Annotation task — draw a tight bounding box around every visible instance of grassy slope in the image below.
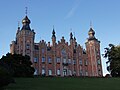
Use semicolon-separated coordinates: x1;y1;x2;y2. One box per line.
6;77;120;90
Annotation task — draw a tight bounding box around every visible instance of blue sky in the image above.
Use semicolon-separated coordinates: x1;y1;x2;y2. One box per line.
0;0;120;76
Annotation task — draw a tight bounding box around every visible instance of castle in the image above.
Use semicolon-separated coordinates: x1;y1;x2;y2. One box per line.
10;14;103;77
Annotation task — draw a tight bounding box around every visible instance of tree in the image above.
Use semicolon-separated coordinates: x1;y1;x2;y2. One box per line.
0;63;14;89
103;44;120;77
0;53;35;77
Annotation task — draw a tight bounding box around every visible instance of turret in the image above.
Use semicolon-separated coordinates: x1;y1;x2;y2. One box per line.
52;27;56;46
85;26;103;77
70;32;74;47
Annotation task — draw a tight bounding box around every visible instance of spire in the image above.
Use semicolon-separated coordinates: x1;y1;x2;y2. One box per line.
70;32;73;40
70;28;73;40
21;7;31;30
88;21;95;37
52;26;56;38
17;21;20;34
52;26;56;46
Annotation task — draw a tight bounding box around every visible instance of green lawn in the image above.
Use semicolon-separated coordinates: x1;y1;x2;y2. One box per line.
5;77;120;90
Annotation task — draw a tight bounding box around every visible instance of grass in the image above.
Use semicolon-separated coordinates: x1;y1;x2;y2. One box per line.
5;77;120;90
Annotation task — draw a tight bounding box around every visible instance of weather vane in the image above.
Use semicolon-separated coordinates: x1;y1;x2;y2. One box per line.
18;21;20;27
25;7;28;15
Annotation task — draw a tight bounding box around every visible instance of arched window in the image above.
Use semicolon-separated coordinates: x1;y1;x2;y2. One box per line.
61;49;66;56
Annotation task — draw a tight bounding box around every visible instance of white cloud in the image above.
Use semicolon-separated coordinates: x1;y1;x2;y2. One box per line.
65;0;80;19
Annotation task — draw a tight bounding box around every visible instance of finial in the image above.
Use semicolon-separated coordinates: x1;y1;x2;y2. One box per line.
73;32;76;40
73;32;75;37
25;7;28;15
18;21;20;30
90;21;92;28
70;28;72;32
53;25;54;29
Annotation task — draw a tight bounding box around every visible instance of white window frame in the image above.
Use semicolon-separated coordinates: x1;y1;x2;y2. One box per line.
57;69;60;75
48;70;52;76
42;69;45;75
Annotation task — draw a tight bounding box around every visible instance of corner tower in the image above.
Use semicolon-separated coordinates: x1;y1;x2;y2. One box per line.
85;27;103;77
10;14;35;63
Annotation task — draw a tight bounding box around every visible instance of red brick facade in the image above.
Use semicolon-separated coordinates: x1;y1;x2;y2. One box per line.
10;15;103;77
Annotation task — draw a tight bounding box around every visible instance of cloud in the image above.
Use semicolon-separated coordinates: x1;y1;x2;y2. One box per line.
65;0;80;19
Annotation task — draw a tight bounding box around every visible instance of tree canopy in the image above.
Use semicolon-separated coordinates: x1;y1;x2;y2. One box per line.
0;53;35;77
104;44;120;77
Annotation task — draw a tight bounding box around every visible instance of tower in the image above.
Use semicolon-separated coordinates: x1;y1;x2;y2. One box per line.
85;27;103;77
11;13;35;62
51;27;56;76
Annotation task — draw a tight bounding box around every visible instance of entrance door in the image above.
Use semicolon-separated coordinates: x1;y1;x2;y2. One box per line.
63;69;67;76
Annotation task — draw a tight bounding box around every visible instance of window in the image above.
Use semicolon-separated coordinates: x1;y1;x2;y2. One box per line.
61;49;66;55
68;70;72;76
85;71;88;76
79;60;82;65
63;58;67;64
97;60;101;65
42;57;45;63
34;58;38;63
80;70;83;76
42;69;45;75
21;46;23;49
85;60;88;65
57;69;60;75
48;57;52;64
79;52;81;56
48;70;52;76
34;45;39;50
96;50;99;55
73;70;76;75
56;58;60;63
42;48;44;53
73;60;76;64
26;44;30;49
68;59;71;64
26;53;30;56
98;69;101;75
